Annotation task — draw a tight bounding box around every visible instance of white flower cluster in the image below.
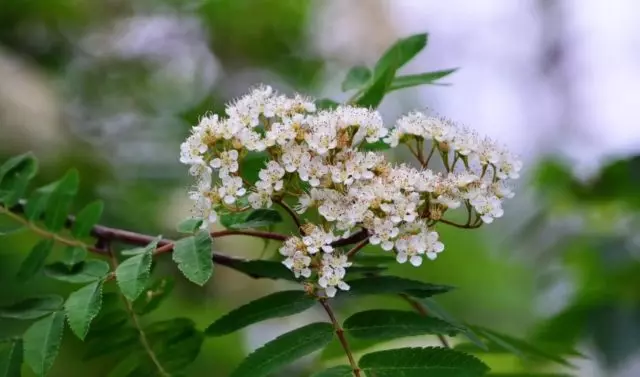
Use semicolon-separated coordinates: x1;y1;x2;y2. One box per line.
179;85;522;297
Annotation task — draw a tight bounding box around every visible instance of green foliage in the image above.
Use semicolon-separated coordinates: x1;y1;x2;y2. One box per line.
23;311;65;376
342;66;372;92
359;347;490;377
44;260;110;283
343;309;460;341
310;365;352;377
64;281;103;340
61;245;87;266
388;69;458;92
176;218;204;234
223;259;299;281
206;290;316;336
346;276;454;297
40;169;80;232
373;34;428;80
0;153;38;206
230;323;334;377
220;209;282;229
0;295;63;320
315;98;340;110
71;200;104;238
172;230;214;286
356;65;396;108
16;239;54;281
115;239;158;301
132;277;175;315
0;339;23;377
420;298;487;350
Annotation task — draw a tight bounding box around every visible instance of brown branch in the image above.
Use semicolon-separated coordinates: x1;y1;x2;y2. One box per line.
274;199;302;232
319;299;361;377
346;238;369;258
400;294;450;348
437;218;483;229
332;230;368;247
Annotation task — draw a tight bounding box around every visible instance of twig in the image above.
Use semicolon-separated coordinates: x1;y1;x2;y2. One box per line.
346;238;369;258
437;218;483;229
332;230;368;247
275;200;302;232
106;244;170;376
400;294;450;348
319;299;361;377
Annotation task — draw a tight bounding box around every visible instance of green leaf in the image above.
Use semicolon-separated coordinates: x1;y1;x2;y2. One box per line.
224;259;297;281
25;187;53;222
355;64;396;109
44;260;110;283
359;347;489;377
132;277;175;316
315;98;339;110
342;65;372;92
61;246;87;267
23;311;65;377
42;169;79;232
388;69;458;92
71;200;103;238
17;239;54;281
0;224;26;236
373;33;428;79
172;231;213;286
347;276;454;298
485;374;572;377
116;239;158;301
343;310;460;341
221;209;282;230
359;140;391;151
311;365;353;377
0;339;23;377
240;152;268;184
205;290;315;336
230;322;334;377
0;295;63;320
421;298;487;350
0;153;38;206
65;281;103;340
469;326;571;367
176;218;203;234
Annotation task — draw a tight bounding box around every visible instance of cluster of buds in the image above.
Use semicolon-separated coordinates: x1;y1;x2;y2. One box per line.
179;85;521;297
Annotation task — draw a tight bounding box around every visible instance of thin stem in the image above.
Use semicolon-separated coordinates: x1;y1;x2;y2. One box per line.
106;245;170;376
275;199;302;233
423;143;437;167
319;299;361;377
416;139;425;165
346;238;369;258
400;294;450;348
437;218;483;229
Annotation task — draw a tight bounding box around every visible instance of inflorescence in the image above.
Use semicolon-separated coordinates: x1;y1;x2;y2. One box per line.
179;85;522;297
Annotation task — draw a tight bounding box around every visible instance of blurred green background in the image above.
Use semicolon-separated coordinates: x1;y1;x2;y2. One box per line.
2;1;640;376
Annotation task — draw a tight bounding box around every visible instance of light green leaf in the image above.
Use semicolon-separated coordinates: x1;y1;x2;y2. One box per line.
17;239;54;281
44;260;110;283
355;64;396;109
65;281;103;340
343;309;460;340
230;322;334;377
172;231;213;286
359;140;391;152
315;98;339;110
0;295;63;320
116;239;158;301
373;33;428;80
342;65;372;92
346;276;454;298
0;339;23;377
42;169;80;232
61;246;87;267
205;290;315;336
0;153;38;206
176;218;203;234
311;365;353;377
71;200;104;238
359;347;490;377
421;298;487;350
25;186;53;222
221;209;282;230
388;69;458;92
23;311;65;377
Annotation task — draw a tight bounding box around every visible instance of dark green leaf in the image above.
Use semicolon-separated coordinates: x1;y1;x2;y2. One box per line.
373;34;428;80
359;347;489;377
84;328;138;361
65;281;103;340
342;65;372;92
61;246;87;267
388;69;458;91
223;209;282;230
133;277;175;316
176;218;203;234
346;276;454;298
0;153;38;206
486;374;572;377
25;186;54;222
23;311;65;377
230;322;334;377
0;295;63;320
42;169;80;232
135;322;203;375
44;260;110;283
0;339;23;377
469;326;571;367
172;231;213;286
116;239;158;301
240;152;268;184
72;200;104;238
206;290;315;336
0;224;26;236
343;310;460;340
421;298;487;350
315;98;340;110
223;259;297;281
311;365;353;377
355;64;396;108
17;239;54;281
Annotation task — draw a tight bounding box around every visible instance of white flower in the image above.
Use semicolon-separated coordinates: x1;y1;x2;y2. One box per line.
210;150;240;177
258;161;286;191
303;227;335;254
282;251;312;278
471;195;504;224
218;176;246;204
